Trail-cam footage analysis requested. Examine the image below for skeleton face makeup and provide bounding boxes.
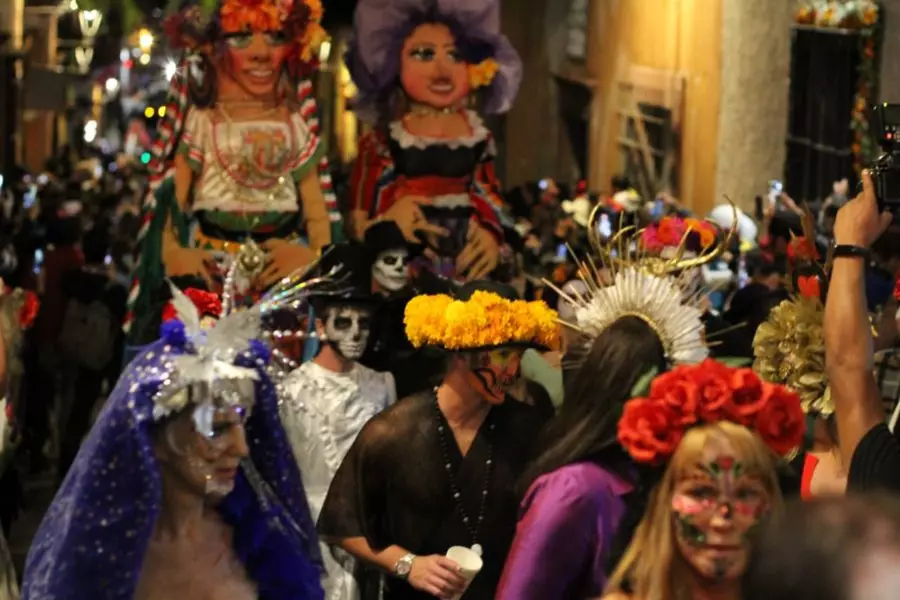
[323,305,372,361]
[671,439,772,584]
[372,248,410,293]
[464,348,524,405]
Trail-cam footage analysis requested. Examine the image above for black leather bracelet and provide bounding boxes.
[832,244,869,260]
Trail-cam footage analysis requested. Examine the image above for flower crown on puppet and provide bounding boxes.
[404,290,558,351]
[552,204,738,367]
[753,206,834,416]
[164,0,326,71]
[618,359,806,465]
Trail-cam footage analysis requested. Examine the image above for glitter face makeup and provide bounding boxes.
[162,403,252,498]
[671,439,772,583]
[465,348,523,405]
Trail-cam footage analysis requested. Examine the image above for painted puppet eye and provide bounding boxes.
[410,47,436,61]
[226,34,253,49]
[265,31,288,46]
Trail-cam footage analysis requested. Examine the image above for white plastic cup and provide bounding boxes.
[445,546,483,600]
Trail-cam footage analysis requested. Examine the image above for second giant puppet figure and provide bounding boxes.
[127,0,343,344]
[346,0,521,282]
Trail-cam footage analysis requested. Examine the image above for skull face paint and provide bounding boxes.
[465,348,524,405]
[324,305,372,361]
[671,440,772,584]
[372,248,410,293]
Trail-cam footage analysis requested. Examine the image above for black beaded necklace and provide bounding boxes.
[432,388,494,556]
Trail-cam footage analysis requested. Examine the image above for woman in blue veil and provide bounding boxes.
[21,281,325,600]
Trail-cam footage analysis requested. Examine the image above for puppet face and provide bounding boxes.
[671,438,772,584]
[464,348,523,405]
[323,305,372,361]
[221,31,290,99]
[399,22,470,110]
[372,248,410,293]
[156,401,251,498]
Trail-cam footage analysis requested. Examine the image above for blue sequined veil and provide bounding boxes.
[21,337,325,600]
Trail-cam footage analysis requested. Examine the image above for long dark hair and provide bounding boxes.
[518,316,667,495]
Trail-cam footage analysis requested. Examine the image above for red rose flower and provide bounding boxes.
[691,360,735,422]
[653,378,701,427]
[19,291,39,330]
[162,288,223,323]
[787,237,820,262]
[753,383,806,455]
[798,275,822,300]
[618,397,685,464]
[727,368,766,425]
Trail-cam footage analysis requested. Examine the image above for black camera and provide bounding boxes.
[867,102,900,209]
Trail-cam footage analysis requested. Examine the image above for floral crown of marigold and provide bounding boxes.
[403,291,559,351]
[617,359,806,466]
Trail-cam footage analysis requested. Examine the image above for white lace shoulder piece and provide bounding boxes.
[388,110,489,151]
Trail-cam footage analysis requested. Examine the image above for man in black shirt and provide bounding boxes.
[825,170,900,491]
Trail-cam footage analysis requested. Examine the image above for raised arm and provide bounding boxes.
[826,170,893,469]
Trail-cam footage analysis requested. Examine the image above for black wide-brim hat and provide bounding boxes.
[364,219,424,258]
[309,241,381,310]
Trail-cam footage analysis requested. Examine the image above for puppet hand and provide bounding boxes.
[457,220,500,281]
[163,246,216,291]
[258,239,317,289]
[380,195,448,242]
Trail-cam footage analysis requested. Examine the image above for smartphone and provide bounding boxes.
[596,213,612,239]
[23,185,37,209]
[768,180,783,205]
[556,243,567,260]
[0,175,4,193]
[33,249,44,274]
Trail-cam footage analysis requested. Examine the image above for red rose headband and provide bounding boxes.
[617,359,806,465]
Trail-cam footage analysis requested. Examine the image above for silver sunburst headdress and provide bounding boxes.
[553,203,737,365]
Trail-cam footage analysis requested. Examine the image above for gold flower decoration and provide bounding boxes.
[752,295,831,415]
[468,59,499,89]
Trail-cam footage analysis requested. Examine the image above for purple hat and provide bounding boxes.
[346,0,522,123]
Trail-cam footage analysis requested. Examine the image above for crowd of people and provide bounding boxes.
[0,0,898,599]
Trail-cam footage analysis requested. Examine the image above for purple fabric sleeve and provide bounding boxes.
[496,469,601,599]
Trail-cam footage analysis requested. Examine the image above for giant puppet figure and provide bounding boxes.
[127,0,342,344]
[346,0,521,282]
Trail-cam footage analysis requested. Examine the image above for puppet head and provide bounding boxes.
[346,0,522,123]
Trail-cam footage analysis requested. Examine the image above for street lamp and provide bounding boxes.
[138,29,154,53]
[78,10,102,38]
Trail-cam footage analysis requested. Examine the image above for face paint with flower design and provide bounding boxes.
[465,348,523,405]
[671,440,772,583]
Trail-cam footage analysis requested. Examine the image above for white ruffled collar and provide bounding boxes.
[389,110,489,151]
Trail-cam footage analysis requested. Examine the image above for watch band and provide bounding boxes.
[832,244,869,260]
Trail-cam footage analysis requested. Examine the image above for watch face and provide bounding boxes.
[396,557,412,576]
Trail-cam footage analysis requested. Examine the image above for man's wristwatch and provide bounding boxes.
[393,553,416,580]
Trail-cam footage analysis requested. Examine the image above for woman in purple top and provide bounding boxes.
[496,316,667,599]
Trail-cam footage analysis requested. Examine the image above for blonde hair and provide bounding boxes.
[605,421,783,600]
